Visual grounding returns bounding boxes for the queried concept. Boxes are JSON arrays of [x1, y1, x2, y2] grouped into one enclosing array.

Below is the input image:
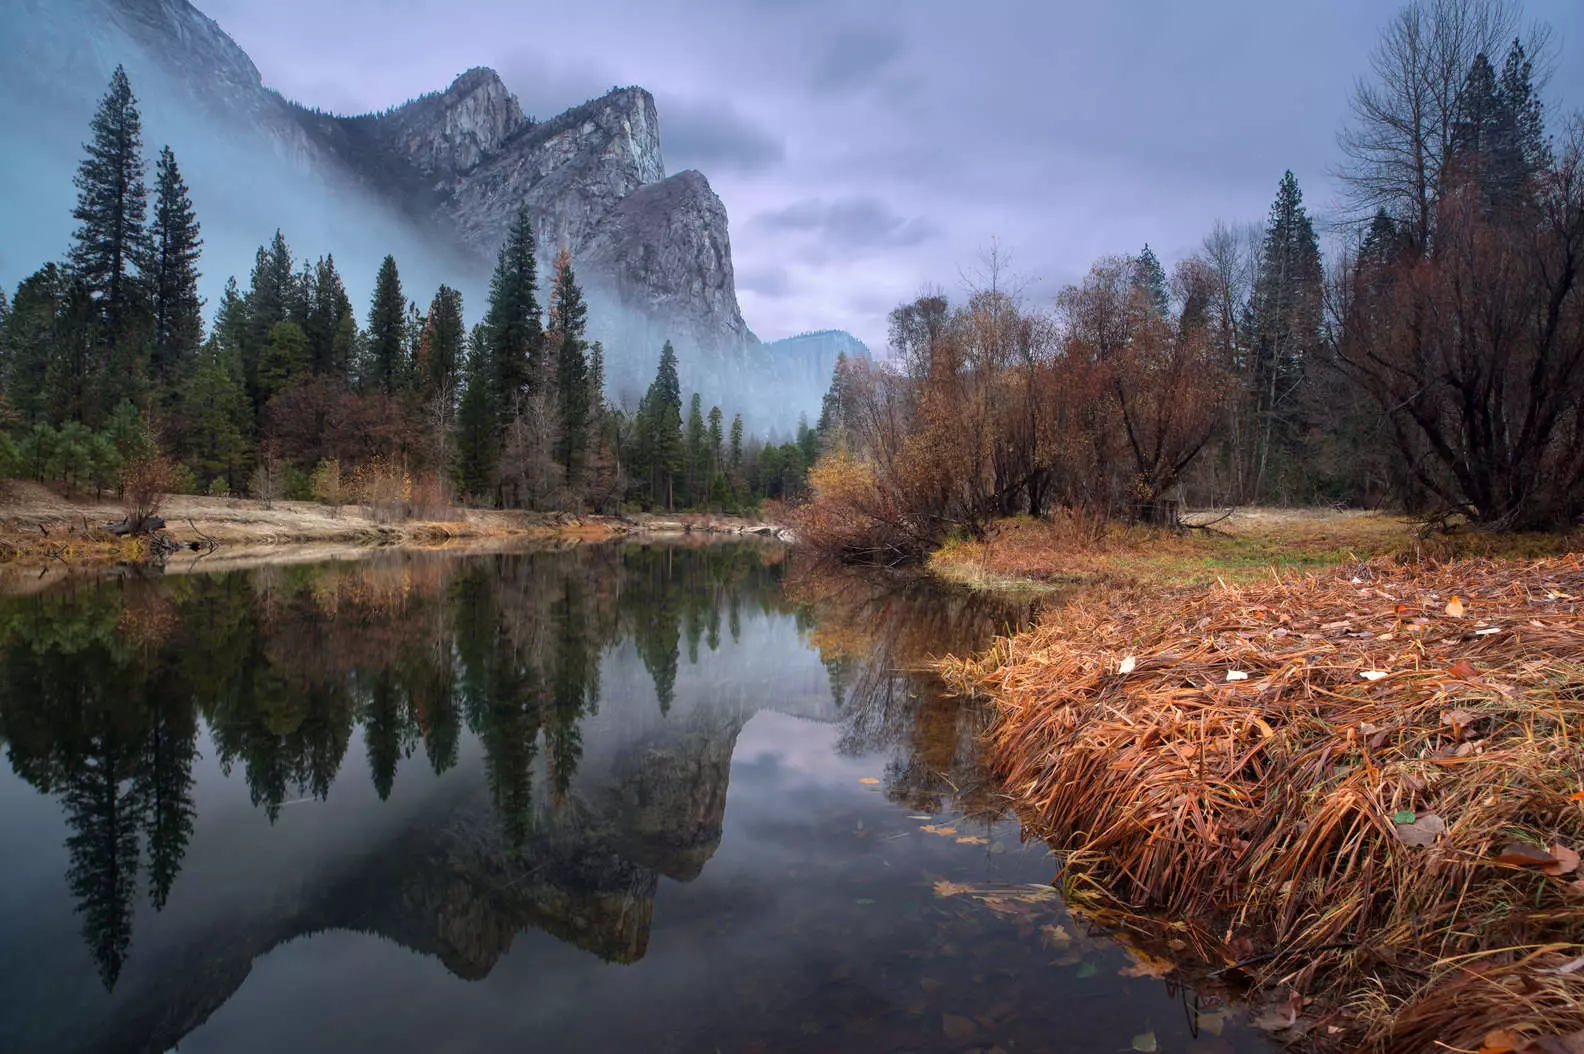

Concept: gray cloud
[[753, 197, 936, 253], [657, 96, 785, 174], [809, 23, 907, 94], [17, 0, 1584, 356]]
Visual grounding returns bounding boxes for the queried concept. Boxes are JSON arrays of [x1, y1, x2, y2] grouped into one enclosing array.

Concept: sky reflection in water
[[0, 541, 1265, 1054]]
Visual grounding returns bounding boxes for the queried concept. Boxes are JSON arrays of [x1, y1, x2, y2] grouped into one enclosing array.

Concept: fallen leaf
[[954, 835, 988, 846], [1226, 670, 1250, 681], [933, 880, 974, 898], [1572, 792, 1584, 801], [942, 1013, 976, 1040], [1495, 842, 1560, 868], [1250, 989, 1304, 1032], [1543, 844, 1581, 877], [1132, 1032, 1159, 1053], [1119, 949, 1176, 978], [1443, 708, 1480, 739], [1040, 923, 1072, 944], [1118, 655, 1137, 675], [1361, 670, 1389, 681], [1447, 596, 1467, 618], [1450, 660, 1481, 679], [920, 824, 959, 837], [1542, 954, 1584, 975], [1394, 812, 1447, 848], [1479, 1030, 1525, 1054], [858, 777, 880, 785]]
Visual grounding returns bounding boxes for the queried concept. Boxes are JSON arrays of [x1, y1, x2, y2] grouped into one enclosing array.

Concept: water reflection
[[0, 543, 1258, 1054]]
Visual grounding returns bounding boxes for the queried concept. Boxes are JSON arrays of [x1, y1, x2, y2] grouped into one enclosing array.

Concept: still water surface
[[0, 541, 1262, 1053]]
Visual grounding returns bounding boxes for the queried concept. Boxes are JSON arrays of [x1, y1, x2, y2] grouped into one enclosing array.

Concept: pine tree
[[485, 206, 544, 425], [304, 255, 353, 379], [70, 66, 149, 359], [367, 255, 405, 395], [1500, 40, 1549, 178], [256, 321, 308, 405], [1249, 170, 1323, 501], [706, 405, 724, 508], [685, 393, 706, 507], [636, 341, 683, 509], [145, 146, 203, 391], [455, 324, 498, 501], [548, 247, 590, 483], [1131, 244, 1170, 318], [729, 413, 743, 472], [817, 351, 855, 452], [214, 276, 247, 359], [181, 336, 251, 490], [418, 285, 465, 403], [243, 231, 295, 410], [1, 266, 67, 428]]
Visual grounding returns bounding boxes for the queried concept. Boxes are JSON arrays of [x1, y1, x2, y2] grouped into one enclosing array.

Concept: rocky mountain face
[[7, 0, 866, 427]]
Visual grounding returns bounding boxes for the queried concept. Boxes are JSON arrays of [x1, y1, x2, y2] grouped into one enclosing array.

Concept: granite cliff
[[2, 0, 867, 424]]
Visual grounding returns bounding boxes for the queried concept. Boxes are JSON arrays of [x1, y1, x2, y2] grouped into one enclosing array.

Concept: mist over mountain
[[0, 0, 865, 430]]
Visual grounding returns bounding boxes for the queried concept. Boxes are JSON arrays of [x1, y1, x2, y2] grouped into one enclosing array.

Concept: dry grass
[[930, 507, 1582, 592], [947, 555, 1584, 1052]]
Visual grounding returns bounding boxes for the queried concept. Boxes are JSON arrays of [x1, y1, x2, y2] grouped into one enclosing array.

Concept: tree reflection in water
[[0, 541, 1038, 998]]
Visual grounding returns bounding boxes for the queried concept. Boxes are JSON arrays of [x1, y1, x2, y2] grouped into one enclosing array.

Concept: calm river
[[0, 540, 1263, 1053]]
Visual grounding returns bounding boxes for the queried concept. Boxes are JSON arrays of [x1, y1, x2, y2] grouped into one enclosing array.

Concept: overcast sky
[[200, 0, 1584, 351]]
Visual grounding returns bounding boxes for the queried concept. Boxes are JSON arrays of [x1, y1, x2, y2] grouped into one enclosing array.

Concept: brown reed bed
[[947, 554, 1584, 1053]]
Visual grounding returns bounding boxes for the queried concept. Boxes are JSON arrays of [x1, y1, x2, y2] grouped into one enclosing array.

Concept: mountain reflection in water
[[0, 541, 1261, 1054]]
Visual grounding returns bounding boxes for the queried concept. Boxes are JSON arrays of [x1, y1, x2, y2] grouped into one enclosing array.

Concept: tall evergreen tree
[[181, 336, 251, 491], [728, 413, 743, 472], [1131, 244, 1170, 318], [636, 341, 683, 509], [455, 325, 498, 500], [419, 285, 465, 403], [548, 247, 590, 481], [367, 255, 406, 395], [685, 393, 706, 507], [1249, 170, 1323, 500], [70, 66, 148, 359], [485, 207, 545, 424], [303, 255, 353, 379], [1, 266, 67, 428], [144, 146, 203, 391], [243, 231, 295, 410]]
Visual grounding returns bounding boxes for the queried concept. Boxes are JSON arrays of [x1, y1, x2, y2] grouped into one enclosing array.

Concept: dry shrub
[[792, 451, 937, 566], [951, 556, 1584, 1051], [119, 454, 182, 528], [351, 456, 412, 524], [406, 470, 453, 522]]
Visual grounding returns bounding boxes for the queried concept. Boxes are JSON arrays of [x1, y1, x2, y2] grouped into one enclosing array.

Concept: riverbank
[[947, 552, 1584, 1052], [928, 507, 1580, 592], [0, 480, 789, 576]]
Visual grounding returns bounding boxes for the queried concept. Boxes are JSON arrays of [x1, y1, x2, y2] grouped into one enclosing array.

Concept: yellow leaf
[[955, 835, 989, 845], [858, 777, 880, 785], [1446, 595, 1466, 618], [920, 824, 959, 836], [933, 879, 974, 898]]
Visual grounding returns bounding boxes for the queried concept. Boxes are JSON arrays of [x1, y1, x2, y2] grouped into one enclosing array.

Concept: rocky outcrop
[[9, 0, 869, 427], [582, 170, 753, 356]]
